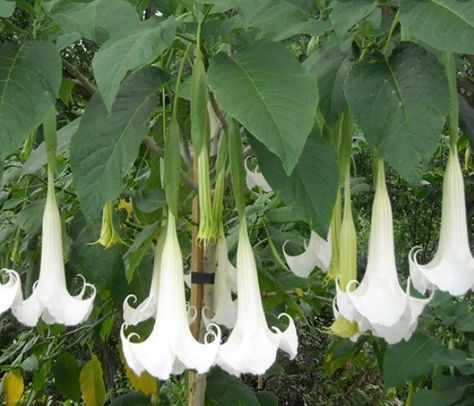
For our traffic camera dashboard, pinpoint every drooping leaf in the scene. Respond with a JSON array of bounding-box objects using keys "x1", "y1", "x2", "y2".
[
  {"x1": 329, "y1": 0, "x2": 377, "y2": 36},
  {"x1": 400, "y1": 0, "x2": 474, "y2": 54},
  {"x1": 124, "y1": 364, "x2": 157, "y2": 396},
  {"x1": 79, "y1": 354, "x2": 107, "y2": 406},
  {"x1": 92, "y1": 17, "x2": 176, "y2": 111},
  {"x1": 229, "y1": 0, "x2": 329, "y2": 40},
  {"x1": 250, "y1": 131, "x2": 338, "y2": 235},
  {"x1": 0, "y1": 41, "x2": 61, "y2": 158},
  {"x1": 344, "y1": 44, "x2": 449, "y2": 182},
  {"x1": 123, "y1": 221, "x2": 160, "y2": 283},
  {"x1": 53, "y1": 352, "x2": 81, "y2": 402},
  {"x1": 0, "y1": 0, "x2": 15, "y2": 17},
  {"x1": 412, "y1": 376, "x2": 471, "y2": 406},
  {"x1": 70, "y1": 67, "x2": 166, "y2": 222},
  {"x1": 22, "y1": 118, "x2": 81, "y2": 175},
  {"x1": 51, "y1": 0, "x2": 140, "y2": 42},
  {"x1": 383, "y1": 332, "x2": 442, "y2": 388},
  {"x1": 2, "y1": 369, "x2": 24, "y2": 406},
  {"x1": 304, "y1": 41, "x2": 352, "y2": 126},
  {"x1": 208, "y1": 41, "x2": 318, "y2": 174}
]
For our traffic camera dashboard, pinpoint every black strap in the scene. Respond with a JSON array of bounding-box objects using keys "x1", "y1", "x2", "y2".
[{"x1": 191, "y1": 272, "x2": 215, "y2": 285}]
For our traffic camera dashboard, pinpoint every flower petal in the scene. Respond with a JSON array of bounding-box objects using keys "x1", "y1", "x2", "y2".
[
  {"x1": 283, "y1": 240, "x2": 318, "y2": 278},
  {"x1": 0, "y1": 269, "x2": 20, "y2": 314},
  {"x1": 244, "y1": 157, "x2": 272, "y2": 192},
  {"x1": 272, "y1": 313, "x2": 298, "y2": 359},
  {"x1": 11, "y1": 289, "x2": 43, "y2": 327},
  {"x1": 123, "y1": 295, "x2": 157, "y2": 326}
]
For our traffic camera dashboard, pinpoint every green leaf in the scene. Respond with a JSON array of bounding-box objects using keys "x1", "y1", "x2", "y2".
[
  {"x1": 51, "y1": 0, "x2": 140, "y2": 42},
  {"x1": 0, "y1": 0, "x2": 15, "y2": 17},
  {"x1": 205, "y1": 368, "x2": 265, "y2": 406},
  {"x1": 208, "y1": 41, "x2": 318, "y2": 175},
  {"x1": 14, "y1": 199, "x2": 45, "y2": 237},
  {"x1": 330, "y1": 0, "x2": 377, "y2": 36},
  {"x1": 53, "y1": 352, "x2": 81, "y2": 402},
  {"x1": 344, "y1": 44, "x2": 449, "y2": 182},
  {"x1": 383, "y1": 332, "x2": 442, "y2": 388},
  {"x1": 92, "y1": 17, "x2": 176, "y2": 111},
  {"x1": 123, "y1": 221, "x2": 160, "y2": 283},
  {"x1": 80, "y1": 354, "x2": 106, "y2": 406},
  {"x1": 0, "y1": 41, "x2": 61, "y2": 158},
  {"x1": 304, "y1": 41, "x2": 352, "y2": 126},
  {"x1": 22, "y1": 118, "x2": 81, "y2": 175},
  {"x1": 230, "y1": 0, "x2": 329, "y2": 40},
  {"x1": 250, "y1": 131, "x2": 338, "y2": 235},
  {"x1": 110, "y1": 392, "x2": 150, "y2": 406},
  {"x1": 70, "y1": 67, "x2": 166, "y2": 222},
  {"x1": 400, "y1": 0, "x2": 474, "y2": 54},
  {"x1": 413, "y1": 376, "x2": 471, "y2": 406}
]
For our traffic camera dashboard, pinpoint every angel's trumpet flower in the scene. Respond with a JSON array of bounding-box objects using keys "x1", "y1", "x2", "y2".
[
  {"x1": 0, "y1": 269, "x2": 20, "y2": 315},
  {"x1": 336, "y1": 160, "x2": 431, "y2": 344},
  {"x1": 409, "y1": 147, "x2": 474, "y2": 296},
  {"x1": 244, "y1": 157, "x2": 272, "y2": 193},
  {"x1": 12, "y1": 170, "x2": 96, "y2": 326},
  {"x1": 217, "y1": 219, "x2": 298, "y2": 376},
  {"x1": 121, "y1": 211, "x2": 221, "y2": 380},
  {"x1": 283, "y1": 230, "x2": 331, "y2": 278},
  {"x1": 203, "y1": 235, "x2": 237, "y2": 329},
  {"x1": 123, "y1": 232, "x2": 166, "y2": 326},
  {"x1": 92, "y1": 202, "x2": 124, "y2": 249}
]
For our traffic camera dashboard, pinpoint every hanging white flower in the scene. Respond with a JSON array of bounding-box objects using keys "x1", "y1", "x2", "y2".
[
  {"x1": 336, "y1": 160, "x2": 431, "y2": 344},
  {"x1": 0, "y1": 269, "x2": 20, "y2": 315},
  {"x1": 283, "y1": 230, "x2": 331, "y2": 277},
  {"x1": 217, "y1": 219, "x2": 298, "y2": 376},
  {"x1": 409, "y1": 147, "x2": 474, "y2": 296},
  {"x1": 121, "y1": 211, "x2": 221, "y2": 380},
  {"x1": 203, "y1": 236, "x2": 237, "y2": 329},
  {"x1": 244, "y1": 157, "x2": 272, "y2": 193},
  {"x1": 12, "y1": 171, "x2": 96, "y2": 327},
  {"x1": 123, "y1": 232, "x2": 166, "y2": 326}
]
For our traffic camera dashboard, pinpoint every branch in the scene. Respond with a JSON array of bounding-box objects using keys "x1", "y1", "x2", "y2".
[
  {"x1": 143, "y1": 136, "x2": 198, "y2": 191},
  {"x1": 62, "y1": 59, "x2": 96, "y2": 96}
]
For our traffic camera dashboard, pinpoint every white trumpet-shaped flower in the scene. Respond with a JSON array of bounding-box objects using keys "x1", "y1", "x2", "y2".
[
  {"x1": 283, "y1": 230, "x2": 331, "y2": 278},
  {"x1": 0, "y1": 269, "x2": 20, "y2": 315},
  {"x1": 336, "y1": 160, "x2": 431, "y2": 344},
  {"x1": 244, "y1": 157, "x2": 272, "y2": 193},
  {"x1": 409, "y1": 147, "x2": 474, "y2": 296},
  {"x1": 121, "y1": 211, "x2": 221, "y2": 380},
  {"x1": 123, "y1": 232, "x2": 166, "y2": 325},
  {"x1": 12, "y1": 170, "x2": 96, "y2": 327},
  {"x1": 217, "y1": 219, "x2": 298, "y2": 376},
  {"x1": 203, "y1": 236, "x2": 237, "y2": 329}
]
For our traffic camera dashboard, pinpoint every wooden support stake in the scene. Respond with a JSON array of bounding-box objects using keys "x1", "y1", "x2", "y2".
[{"x1": 188, "y1": 159, "x2": 205, "y2": 406}]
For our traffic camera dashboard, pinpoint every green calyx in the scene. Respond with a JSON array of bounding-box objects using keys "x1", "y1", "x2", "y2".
[{"x1": 93, "y1": 202, "x2": 124, "y2": 249}]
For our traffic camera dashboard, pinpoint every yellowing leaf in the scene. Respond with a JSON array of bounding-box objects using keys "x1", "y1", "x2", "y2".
[
  {"x1": 3, "y1": 369, "x2": 24, "y2": 406},
  {"x1": 125, "y1": 364, "x2": 157, "y2": 395},
  {"x1": 80, "y1": 354, "x2": 107, "y2": 406}
]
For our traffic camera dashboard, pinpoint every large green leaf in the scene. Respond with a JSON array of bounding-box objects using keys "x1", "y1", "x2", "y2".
[
  {"x1": 400, "y1": 0, "x2": 474, "y2": 54},
  {"x1": 0, "y1": 41, "x2": 61, "y2": 158},
  {"x1": 51, "y1": 0, "x2": 140, "y2": 42},
  {"x1": 228, "y1": 0, "x2": 329, "y2": 40},
  {"x1": 303, "y1": 41, "x2": 352, "y2": 126},
  {"x1": 92, "y1": 17, "x2": 176, "y2": 111},
  {"x1": 344, "y1": 44, "x2": 449, "y2": 182},
  {"x1": 250, "y1": 131, "x2": 338, "y2": 235},
  {"x1": 70, "y1": 67, "x2": 165, "y2": 221},
  {"x1": 208, "y1": 41, "x2": 318, "y2": 175},
  {"x1": 53, "y1": 352, "x2": 81, "y2": 402},
  {"x1": 383, "y1": 332, "x2": 442, "y2": 388},
  {"x1": 329, "y1": 0, "x2": 377, "y2": 36},
  {"x1": 0, "y1": 0, "x2": 15, "y2": 17}
]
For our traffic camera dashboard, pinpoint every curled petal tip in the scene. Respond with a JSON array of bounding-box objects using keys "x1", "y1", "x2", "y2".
[{"x1": 124, "y1": 294, "x2": 138, "y2": 305}]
